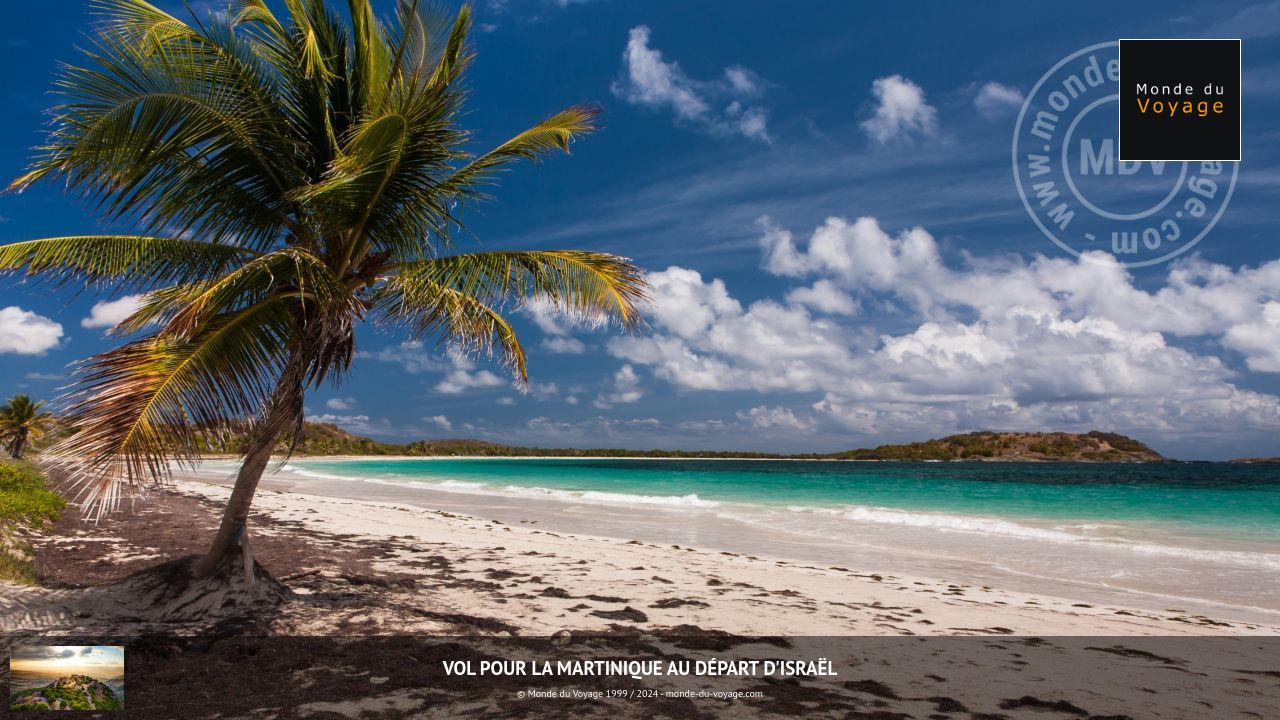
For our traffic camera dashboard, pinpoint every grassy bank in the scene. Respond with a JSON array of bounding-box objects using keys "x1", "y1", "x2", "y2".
[{"x1": 0, "y1": 460, "x2": 64, "y2": 583}]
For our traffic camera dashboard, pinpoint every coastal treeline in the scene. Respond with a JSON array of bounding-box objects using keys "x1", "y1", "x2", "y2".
[{"x1": 199, "y1": 423, "x2": 1164, "y2": 462}]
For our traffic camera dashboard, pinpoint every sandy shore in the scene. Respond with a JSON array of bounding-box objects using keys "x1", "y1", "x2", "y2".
[
  {"x1": 4, "y1": 471, "x2": 1279, "y2": 718},
  {"x1": 9, "y1": 469, "x2": 1273, "y2": 637}
]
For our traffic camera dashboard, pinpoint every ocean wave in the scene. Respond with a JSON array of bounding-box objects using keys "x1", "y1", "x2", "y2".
[
  {"x1": 275, "y1": 464, "x2": 718, "y2": 508},
  {"x1": 261, "y1": 462, "x2": 1276, "y2": 569},
  {"x1": 496, "y1": 484, "x2": 718, "y2": 508},
  {"x1": 784, "y1": 504, "x2": 1280, "y2": 570}
]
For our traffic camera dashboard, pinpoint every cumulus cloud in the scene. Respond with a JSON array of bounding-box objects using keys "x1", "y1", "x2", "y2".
[
  {"x1": 608, "y1": 216, "x2": 1280, "y2": 449},
  {"x1": 736, "y1": 405, "x2": 816, "y2": 431},
  {"x1": 785, "y1": 279, "x2": 859, "y2": 315},
  {"x1": 974, "y1": 81, "x2": 1025, "y2": 119},
  {"x1": 435, "y1": 351, "x2": 506, "y2": 394},
  {"x1": 525, "y1": 297, "x2": 595, "y2": 354},
  {"x1": 594, "y1": 364, "x2": 645, "y2": 408},
  {"x1": 425, "y1": 414, "x2": 453, "y2": 432},
  {"x1": 366, "y1": 342, "x2": 508, "y2": 394},
  {"x1": 81, "y1": 294, "x2": 143, "y2": 329},
  {"x1": 0, "y1": 306, "x2": 63, "y2": 355},
  {"x1": 325, "y1": 397, "x2": 356, "y2": 410},
  {"x1": 612, "y1": 25, "x2": 771, "y2": 141},
  {"x1": 308, "y1": 413, "x2": 372, "y2": 431},
  {"x1": 543, "y1": 336, "x2": 586, "y2": 354},
  {"x1": 861, "y1": 75, "x2": 938, "y2": 143},
  {"x1": 1222, "y1": 302, "x2": 1280, "y2": 371},
  {"x1": 364, "y1": 340, "x2": 444, "y2": 374}
]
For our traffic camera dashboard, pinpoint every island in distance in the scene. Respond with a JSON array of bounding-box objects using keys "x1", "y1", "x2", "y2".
[{"x1": 197, "y1": 425, "x2": 1170, "y2": 462}]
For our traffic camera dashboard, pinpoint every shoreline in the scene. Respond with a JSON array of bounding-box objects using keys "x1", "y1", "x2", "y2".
[
  {"x1": 230, "y1": 457, "x2": 1280, "y2": 617},
  {"x1": 8, "y1": 464, "x2": 1275, "y2": 637},
  {"x1": 199, "y1": 453, "x2": 1190, "y2": 463},
  {"x1": 164, "y1": 468, "x2": 1280, "y2": 634}
]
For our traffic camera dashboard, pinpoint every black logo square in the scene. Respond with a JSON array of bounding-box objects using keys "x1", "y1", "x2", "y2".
[{"x1": 1119, "y1": 39, "x2": 1240, "y2": 161}]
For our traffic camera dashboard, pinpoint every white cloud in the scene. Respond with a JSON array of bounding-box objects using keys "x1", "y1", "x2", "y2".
[
  {"x1": 861, "y1": 75, "x2": 938, "y2": 143},
  {"x1": 530, "y1": 382, "x2": 560, "y2": 401},
  {"x1": 25, "y1": 372, "x2": 64, "y2": 381},
  {"x1": 608, "y1": 217, "x2": 1280, "y2": 449},
  {"x1": 425, "y1": 414, "x2": 453, "y2": 432},
  {"x1": 308, "y1": 413, "x2": 371, "y2": 431},
  {"x1": 496, "y1": 396, "x2": 517, "y2": 406},
  {"x1": 523, "y1": 415, "x2": 663, "y2": 443},
  {"x1": 435, "y1": 350, "x2": 506, "y2": 394},
  {"x1": 0, "y1": 306, "x2": 63, "y2": 355},
  {"x1": 81, "y1": 294, "x2": 143, "y2": 329},
  {"x1": 724, "y1": 66, "x2": 762, "y2": 96},
  {"x1": 736, "y1": 405, "x2": 816, "y2": 431},
  {"x1": 593, "y1": 364, "x2": 645, "y2": 408},
  {"x1": 1222, "y1": 301, "x2": 1280, "y2": 371},
  {"x1": 366, "y1": 342, "x2": 508, "y2": 394},
  {"x1": 785, "y1": 279, "x2": 859, "y2": 315},
  {"x1": 612, "y1": 25, "x2": 771, "y2": 142},
  {"x1": 525, "y1": 297, "x2": 596, "y2": 355},
  {"x1": 364, "y1": 340, "x2": 445, "y2": 374},
  {"x1": 543, "y1": 336, "x2": 586, "y2": 354},
  {"x1": 325, "y1": 397, "x2": 356, "y2": 411},
  {"x1": 974, "y1": 81, "x2": 1024, "y2": 119}
]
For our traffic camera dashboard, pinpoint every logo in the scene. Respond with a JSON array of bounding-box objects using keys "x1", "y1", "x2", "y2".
[{"x1": 1013, "y1": 42, "x2": 1238, "y2": 268}]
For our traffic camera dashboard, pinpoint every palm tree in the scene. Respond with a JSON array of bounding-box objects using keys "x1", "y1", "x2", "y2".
[
  {"x1": 0, "y1": 0, "x2": 648, "y2": 583},
  {"x1": 0, "y1": 395, "x2": 55, "y2": 459}
]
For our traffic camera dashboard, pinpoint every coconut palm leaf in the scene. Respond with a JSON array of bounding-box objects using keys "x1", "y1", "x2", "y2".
[
  {"x1": 2, "y1": 0, "x2": 652, "y2": 566},
  {"x1": 56, "y1": 300, "x2": 300, "y2": 517},
  {"x1": 374, "y1": 250, "x2": 646, "y2": 383},
  {"x1": 0, "y1": 235, "x2": 254, "y2": 292}
]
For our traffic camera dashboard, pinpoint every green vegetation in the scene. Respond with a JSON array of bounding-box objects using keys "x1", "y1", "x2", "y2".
[
  {"x1": 0, "y1": 460, "x2": 64, "y2": 583},
  {"x1": 834, "y1": 431, "x2": 1163, "y2": 462},
  {"x1": 9, "y1": 676, "x2": 122, "y2": 711},
  {"x1": 0, "y1": 395, "x2": 55, "y2": 459},
  {"x1": 199, "y1": 422, "x2": 794, "y2": 458}
]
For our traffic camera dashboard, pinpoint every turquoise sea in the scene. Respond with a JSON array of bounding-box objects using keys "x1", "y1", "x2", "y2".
[
  {"x1": 287, "y1": 458, "x2": 1280, "y2": 541},
  {"x1": 233, "y1": 457, "x2": 1280, "y2": 613}
]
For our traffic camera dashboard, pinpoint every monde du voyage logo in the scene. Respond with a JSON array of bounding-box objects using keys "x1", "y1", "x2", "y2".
[{"x1": 1013, "y1": 40, "x2": 1241, "y2": 268}]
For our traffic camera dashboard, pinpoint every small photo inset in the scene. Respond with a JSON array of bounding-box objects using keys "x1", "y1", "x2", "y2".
[{"x1": 9, "y1": 645, "x2": 124, "y2": 711}]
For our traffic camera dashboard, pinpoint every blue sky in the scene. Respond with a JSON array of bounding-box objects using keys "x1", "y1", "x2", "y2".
[{"x1": 3, "y1": 1, "x2": 1280, "y2": 459}]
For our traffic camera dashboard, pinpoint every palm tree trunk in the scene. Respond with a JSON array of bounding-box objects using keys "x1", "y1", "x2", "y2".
[
  {"x1": 11, "y1": 431, "x2": 26, "y2": 459},
  {"x1": 191, "y1": 349, "x2": 307, "y2": 579}
]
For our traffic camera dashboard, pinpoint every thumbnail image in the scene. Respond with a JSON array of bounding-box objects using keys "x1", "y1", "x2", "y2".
[{"x1": 9, "y1": 645, "x2": 123, "y2": 712}]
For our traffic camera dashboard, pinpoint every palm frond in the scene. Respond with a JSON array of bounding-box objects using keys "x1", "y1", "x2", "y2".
[
  {"x1": 0, "y1": 235, "x2": 256, "y2": 292},
  {"x1": 377, "y1": 282, "x2": 527, "y2": 381},
  {"x1": 389, "y1": 250, "x2": 648, "y2": 324},
  {"x1": 51, "y1": 299, "x2": 299, "y2": 517},
  {"x1": 11, "y1": 1, "x2": 301, "y2": 248},
  {"x1": 438, "y1": 104, "x2": 600, "y2": 199},
  {"x1": 374, "y1": 250, "x2": 648, "y2": 382},
  {"x1": 153, "y1": 247, "x2": 353, "y2": 340}
]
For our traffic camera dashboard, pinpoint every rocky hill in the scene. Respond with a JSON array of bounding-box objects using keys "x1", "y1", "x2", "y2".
[
  {"x1": 10, "y1": 675, "x2": 122, "y2": 711},
  {"x1": 834, "y1": 431, "x2": 1164, "y2": 462}
]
